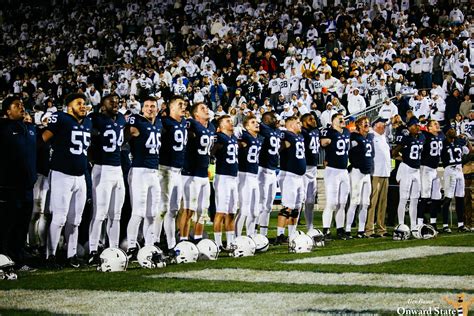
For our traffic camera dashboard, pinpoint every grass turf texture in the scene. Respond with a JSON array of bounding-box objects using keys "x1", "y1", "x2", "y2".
[
  {"x1": 0, "y1": 212, "x2": 472, "y2": 314},
  {"x1": 0, "y1": 233, "x2": 472, "y2": 294}
]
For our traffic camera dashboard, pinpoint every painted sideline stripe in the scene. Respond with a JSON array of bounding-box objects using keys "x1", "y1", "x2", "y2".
[
  {"x1": 286, "y1": 246, "x2": 474, "y2": 265},
  {"x1": 0, "y1": 290, "x2": 458, "y2": 314},
  {"x1": 152, "y1": 268, "x2": 473, "y2": 290}
]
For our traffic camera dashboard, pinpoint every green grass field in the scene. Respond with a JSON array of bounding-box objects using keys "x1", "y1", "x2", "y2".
[{"x1": 0, "y1": 212, "x2": 473, "y2": 315}]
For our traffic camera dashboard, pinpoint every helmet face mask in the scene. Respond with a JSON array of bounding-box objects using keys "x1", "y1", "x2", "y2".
[
  {"x1": 98, "y1": 248, "x2": 128, "y2": 272},
  {"x1": 306, "y1": 229, "x2": 325, "y2": 247},
  {"x1": 138, "y1": 246, "x2": 166, "y2": 268},
  {"x1": 289, "y1": 234, "x2": 313, "y2": 253},
  {"x1": 412, "y1": 224, "x2": 437, "y2": 239},
  {"x1": 229, "y1": 236, "x2": 256, "y2": 258},
  {"x1": 393, "y1": 224, "x2": 411, "y2": 241}
]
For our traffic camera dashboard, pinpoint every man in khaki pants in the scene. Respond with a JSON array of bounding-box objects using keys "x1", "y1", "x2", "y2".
[{"x1": 366, "y1": 117, "x2": 391, "y2": 237}]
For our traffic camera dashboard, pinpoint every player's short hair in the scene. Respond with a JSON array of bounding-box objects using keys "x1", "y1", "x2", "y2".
[
  {"x1": 1, "y1": 95, "x2": 21, "y2": 115},
  {"x1": 216, "y1": 114, "x2": 231, "y2": 128},
  {"x1": 64, "y1": 93, "x2": 87, "y2": 107},
  {"x1": 285, "y1": 116, "x2": 299, "y2": 127},
  {"x1": 355, "y1": 116, "x2": 369, "y2": 130},
  {"x1": 300, "y1": 113, "x2": 313, "y2": 123},
  {"x1": 331, "y1": 112, "x2": 343, "y2": 122},
  {"x1": 261, "y1": 111, "x2": 275, "y2": 123},
  {"x1": 243, "y1": 113, "x2": 257, "y2": 128},
  {"x1": 190, "y1": 102, "x2": 206, "y2": 118},
  {"x1": 427, "y1": 119, "x2": 438, "y2": 129},
  {"x1": 142, "y1": 95, "x2": 158, "y2": 103},
  {"x1": 101, "y1": 93, "x2": 119, "y2": 106},
  {"x1": 169, "y1": 95, "x2": 185, "y2": 108}
]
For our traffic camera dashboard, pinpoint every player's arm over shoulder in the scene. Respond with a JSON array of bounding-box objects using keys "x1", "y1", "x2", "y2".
[
  {"x1": 125, "y1": 114, "x2": 140, "y2": 141},
  {"x1": 42, "y1": 112, "x2": 60, "y2": 142},
  {"x1": 320, "y1": 128, "x2": 331, "y2": 147}
]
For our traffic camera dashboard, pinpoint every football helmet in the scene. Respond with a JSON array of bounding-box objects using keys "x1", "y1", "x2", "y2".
[
  {"x1": 412, "y1": 224, "x2": 437, "y2": 240},
  {"x1": 0, "y1": 254, "x2": 17, "y2": 280},
  {"x1": 306, "y1": 229, "x2": 325, "y2": 247},
  {"x1": 196, "y1": 239, "x2": 219, "y2": 261},
  {"x1": 288, "y1": 230, "x2": 306, "y2": 244},
  {"x1": 229, "y1": 236, "x2": 256, "y2": 257},
  {"x1": 174, "y1": 241, "x2": 199, "y2": 264},
  {"x1": 289, "y1": 234, "x2": 313, "y2": 253},
  {"x1": 393, "y1": 224, "x2": 411, "y2": 241},
  {"x1": 250, "y1": 234, "x2": 270, "y2": 252},
  {"x1": 137, "y1": 245, "x2": 166, "y2": 268},
  {"x1": 97, "y1": 248, "x2": 128, "y2": 272}
]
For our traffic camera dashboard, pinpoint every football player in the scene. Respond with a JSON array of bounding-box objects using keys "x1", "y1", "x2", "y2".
[
  {"x1": 235, "y1": 115, "x2": 262, "y2": 237},
  {"x1": 42, "y1": 93, "x2": 92, "y2": 268},
  {"x1": 345, "y1": 116, "x2": 374, "y2": 238},
  {"x1": 125, "y1": 96, "x2": 162, "y2": 259},
  {"x1": 155, "y1": 95, "x2": 187, "y2": 253},
  {"x1": 440, "y1": 124, "x2": 472, "y2": 232},
  {"x1": 179, "y1": 102, "x2": 215, "y2": 242},
  {"x1": 257, "y1": 112, "x2": 282, "y2": 236},
  {"x1": 300, "y1": 113, "x2": 320, "y2": 231},
  {"x1": 28, "y1": 112, "x2": 52, "y2": 254},
  {"x1": 275, "y1": 116, "x2": 307, "y2": 243},
  {"x1": 87, "y1": 94, "x2": 126, "y2": 264},
  {"x1": 211, "y1": 115, "x2": 239, "y2": 249},
  {"x1": 418, "y1": 120, "x2": 444, "y2": 229},
  {"x1": 320, "y1": 113, "x2": 351, "y2": 240},
  {"x1": 392, "y1": 117, "x2": 425, "y2": 230}
]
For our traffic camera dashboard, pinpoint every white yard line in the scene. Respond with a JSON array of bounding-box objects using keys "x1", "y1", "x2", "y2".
[
  {"x1": 0, "y1": 290, "x2": 459, "y2": 314},
  {"x1": 152, "y1": 268, "x2": 473, "y2": 290},
  {"x1": 285, "y1": 246, "x2": 474, "y2": 265}
]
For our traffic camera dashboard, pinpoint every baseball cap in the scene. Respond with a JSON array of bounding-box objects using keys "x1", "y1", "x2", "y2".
[
  {"x1": 372, "y1": 117, "x2": 388, "y2": 126},
  {"x1": 442, "y1": 122, "x2": 456, "y2": 134},
  {"x1": 406, "y1": 117, "x2": 419, "y2": 127}
]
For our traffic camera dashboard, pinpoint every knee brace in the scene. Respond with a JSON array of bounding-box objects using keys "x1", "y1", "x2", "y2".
[
  {"x1": 278, "y1": 208, "x2": 290, "y2": 218},
  {"x1": 290, "y1": 208, "x2": 299, "y2": 219}
]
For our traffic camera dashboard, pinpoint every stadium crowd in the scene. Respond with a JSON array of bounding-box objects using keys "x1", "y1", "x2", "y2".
[{"x1": 0, "y1": 0, "x2": 473, "y2": 271}]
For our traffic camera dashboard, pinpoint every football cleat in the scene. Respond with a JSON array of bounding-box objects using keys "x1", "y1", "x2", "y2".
[
  {"x1": 274, "y1": 234, "x2": 288, "y2": 245},
  {"x1": 356, "y1": 232, "x2": 369, "y2": 239},
  {"x1": 88, "y1": 251, "x2": 101, "y2": 266},
  {"x1": 45, "y1": 255, "x2": 62, "y2": 270},
  {"x1": 67, "y1": 255, "x2": 81, "y2": 268},
  {"x1": 458, "y1": 226, "x2": 470, "y2": 233},
  {"x1": 126, "y1": 247, "x2": 139, "y2": 261},
  {"x1": 441, "y1": 227, "x2": 452, "y2": 234}
]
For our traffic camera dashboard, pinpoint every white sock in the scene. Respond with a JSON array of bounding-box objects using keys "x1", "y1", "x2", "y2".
[
  {"x1": 154, "y1": 215, "x2": 163, "y2": 244},
  {"x1": 430, "y1": 218, "x2": 437, "y2": 224},
  {"x1": 214, "y1": 232, "x2": 222, "y2": 247},
  {"x1": 277, "y1": 226, "x2": 285, "y2": 236},
  {"x1": 304, "y1": 203, "x2": 314, "y2": 230},
  {"x1": 234, "y1": 213, "x2": 246, "y2": 237},
  {"x1": 47, "y1": 222, "x2": 63, "y2": 258},
  {"x1": 323, "y1": 204, "x2": 336, "y2": 228},
  {"x1": 194, "y1": 234, "x2": 202, "y2": 240},
  {"x1": 65, "y1": 223, "x2": 79, "y2": 258},
  {"x1": 335, "y1": 204, "x2": 346, "y2": 229},
  {"x1": 164, "y1": 211, "x2": 177, "y2": 249},
  {"x1": 226, "y1": 231, "x2": 235, "y2": 245},
  {"x1": 358, "y1": 205, "x2": 368, "y2": 232},
  {"x1": 346, "y1": 204, "x2": 357, "y2": 232},
  {"x1": 88, "y1": 219, "x2": 103, "y2": 252},
  {"x1": 458, "y1": 222, "x2": 464, "y2": 227},
  {"x1": 409, "y1": 198, "x2": 418, "y2": 230},
  {"x1": 417, "y1": 218, "x2": 424, "y2": 225},
  {"x1": 107, "y1": 219, "x2": 121, "y2": 249},
  {"x1": 126, "y1": 215, "x2": 142, "y2": 249},
  {"x1": 180, "y1": 236, "x2": 188, "y2": 241},
  {"x1": 288, "y1": 224, "x2": 296, "y2": 237},
  {"x1": 397, "y1": 199, "x2": 407, "y2": 225},
  {"x1": 258, "y1": 211, "x2": 271, "y2": 236}
]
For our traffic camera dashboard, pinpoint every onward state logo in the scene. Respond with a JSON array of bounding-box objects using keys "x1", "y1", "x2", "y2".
[{"x1": 397, "y1": 294, "x2": 473, "y2": 316}]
